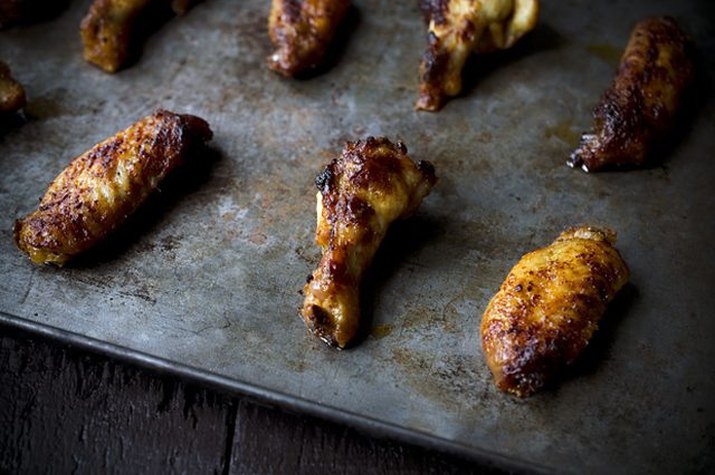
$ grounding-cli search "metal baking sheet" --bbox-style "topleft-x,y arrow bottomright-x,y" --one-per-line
1,0 -> 714,472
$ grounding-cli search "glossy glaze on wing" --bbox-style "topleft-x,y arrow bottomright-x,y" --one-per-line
267,0 -> 351,77
302,137 -> 437,348
480,226 -> 629,397
569,17 -> 694,172
14,110 -> 212,265
417,0 -> 538,111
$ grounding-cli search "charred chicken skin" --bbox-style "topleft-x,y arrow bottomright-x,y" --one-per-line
14,110 -> 212,266
302,137 -> 437,349
268,0 -> 351,77
0,61 -> 26,114
569,17 -> 694,172
480,226 -> 629,397
417,0 -> 539,111
80,0 -> 199,73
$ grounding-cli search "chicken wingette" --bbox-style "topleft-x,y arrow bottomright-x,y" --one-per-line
80,0 -> 199,73
417,0 -> 539,111
14,110 -> 212,265
302,137 -> 437,349
0,61 -> 26,114
568,17 -> 694,172
480,226 -> 629,397
267,0 -> 351,77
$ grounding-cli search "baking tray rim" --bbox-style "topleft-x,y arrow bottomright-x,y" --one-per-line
0,309 -> 555,474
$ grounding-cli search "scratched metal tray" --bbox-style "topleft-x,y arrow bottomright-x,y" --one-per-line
1,0 -> 714,472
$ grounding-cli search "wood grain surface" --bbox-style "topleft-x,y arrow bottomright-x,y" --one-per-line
0,324 -> 499,474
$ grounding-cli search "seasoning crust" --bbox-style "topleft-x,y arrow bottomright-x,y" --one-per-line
267,0 -> 351,77
480,226 -> 629,397
417,0 -> 539,111
14,110 -> 212,265
569,17 -> 694,172
302,137 -> 437,348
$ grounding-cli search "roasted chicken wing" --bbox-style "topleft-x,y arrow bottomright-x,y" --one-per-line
0,61 -> 26,114
80,0 -> 199,73
14,110 -> 212,265
417,0 -> 539,111
268,0 -> 351,77
480,226 -> 629,397
302,137 -> 437,348
568,17 -> 694,172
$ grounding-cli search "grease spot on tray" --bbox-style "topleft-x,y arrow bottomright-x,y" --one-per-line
586,43 -> 622,65
371,324 -> 393,338
391,347 -> 482,410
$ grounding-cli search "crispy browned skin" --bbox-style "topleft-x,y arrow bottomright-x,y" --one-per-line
480,226 -> 629,397
417,0 -> 538,111
569,17 -> 694,172
268,0 -> 351,77
80,0 -> 199,73
302,138 -> 437,349
14,110 -> 212,265
0,61 -> 26,114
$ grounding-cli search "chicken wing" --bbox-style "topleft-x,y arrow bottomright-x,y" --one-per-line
480,226 -> 629,397
267,0 -> 351,77
14,110 -> 212,265
302,137 -> 437,349
568,17 -> 694,172
80,0 -> 199,73
0,61 -> 26,114
417,0 -> 539,111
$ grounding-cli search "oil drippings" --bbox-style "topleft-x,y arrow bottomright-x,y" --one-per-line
544,119 -> 580,147
371,324 -> 393,339
586,43 -> 622,65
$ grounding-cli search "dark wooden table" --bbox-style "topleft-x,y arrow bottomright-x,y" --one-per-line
0,323 -> 502,473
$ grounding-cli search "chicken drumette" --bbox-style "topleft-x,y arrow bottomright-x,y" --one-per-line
417,0 -> 539,111
302,137 -> 437,349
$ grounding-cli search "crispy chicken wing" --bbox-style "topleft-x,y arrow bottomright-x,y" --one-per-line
80,0 -> 199,73
267,0 -> 351,77
0,0 -> 68,29
568,17 -> 694,172
480,226 -> 629,397
14,110 -> 212,265
302,137 -> 437,348
0,61 -> 26,114
417,0 -> 539,111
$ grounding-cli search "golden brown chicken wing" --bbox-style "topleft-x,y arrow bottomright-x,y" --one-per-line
267,0 -> 351,77
80,0 -> 199,73
302,137 -> 437,348
480,226 -> 629,397
417,0 -> 539,111
568,17 -> 694,172
0,61 -> 26,114
14,110 -> 212,265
